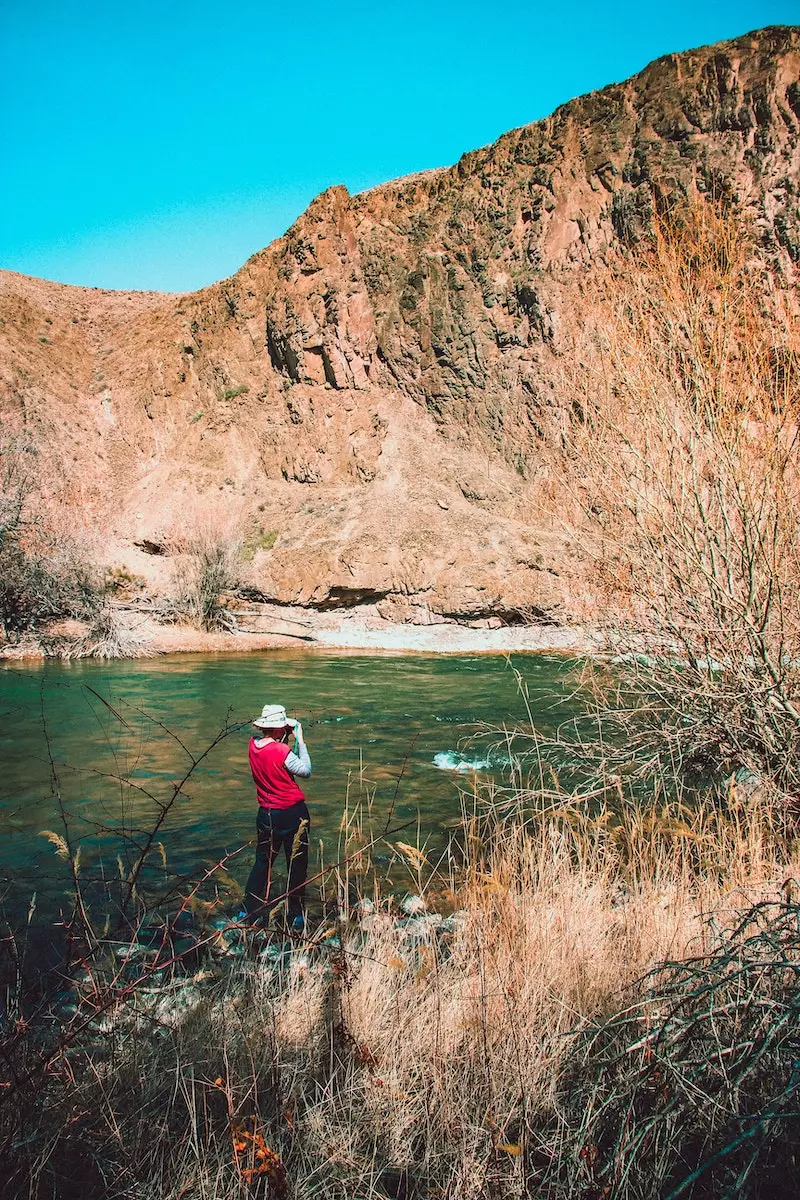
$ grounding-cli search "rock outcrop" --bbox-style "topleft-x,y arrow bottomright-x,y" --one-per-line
1,26 -> 798,625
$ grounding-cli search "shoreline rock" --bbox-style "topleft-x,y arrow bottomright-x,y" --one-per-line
54,898 -> 466,1032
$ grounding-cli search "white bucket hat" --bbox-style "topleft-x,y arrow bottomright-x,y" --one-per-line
253,703 -> 293,730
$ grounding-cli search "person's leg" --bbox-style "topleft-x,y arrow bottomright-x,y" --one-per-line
283,803 -> 310,922
244,807 -> 279,919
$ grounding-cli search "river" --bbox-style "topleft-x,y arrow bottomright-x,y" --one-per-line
0,651 -> 577,924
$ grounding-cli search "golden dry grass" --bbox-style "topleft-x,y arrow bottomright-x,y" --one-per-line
4,789 -> 796,1200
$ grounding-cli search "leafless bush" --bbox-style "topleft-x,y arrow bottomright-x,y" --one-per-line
558,195 -> 800,802
166,516 -> 243,632
547,897 -> 800,1199
0,436 -> 103,638
66,605 -> 152,659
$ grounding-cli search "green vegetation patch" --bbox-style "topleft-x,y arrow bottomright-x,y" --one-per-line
242,524 -> 278,560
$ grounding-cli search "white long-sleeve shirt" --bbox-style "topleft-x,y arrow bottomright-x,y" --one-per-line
285,736 -> 312,779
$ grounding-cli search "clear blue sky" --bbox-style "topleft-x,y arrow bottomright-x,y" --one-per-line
1,1 -> 796,293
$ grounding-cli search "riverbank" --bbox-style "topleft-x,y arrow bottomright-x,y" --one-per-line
1,603 -> 599,660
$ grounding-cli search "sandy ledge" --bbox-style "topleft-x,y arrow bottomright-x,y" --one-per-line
136,608 -> 599,657
308,618 -> 595,654
1,611 -> 599,661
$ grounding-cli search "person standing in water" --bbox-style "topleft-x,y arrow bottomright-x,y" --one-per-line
243,703 -> 311,931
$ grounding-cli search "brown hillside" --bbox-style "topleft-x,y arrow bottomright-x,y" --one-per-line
1,25 -> 798,626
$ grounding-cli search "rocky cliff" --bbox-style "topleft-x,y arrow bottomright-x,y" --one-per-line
1,26 -> 798,627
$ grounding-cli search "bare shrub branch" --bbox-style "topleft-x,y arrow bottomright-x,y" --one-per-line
165,512 -> 244,632
0,436 -> 104,639
558,193 -> 800,800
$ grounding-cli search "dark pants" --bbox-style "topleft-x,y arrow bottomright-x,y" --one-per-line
245,802 -> 310,920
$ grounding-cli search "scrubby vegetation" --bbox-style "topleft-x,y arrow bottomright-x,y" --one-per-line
166,516 -> 244,632
66,604 -> 152,659
242,522 -> 278,561
555,194 -> 800,808
0,437 -> 103,639
0,440 -> 152,656
0,780 -> 797,1200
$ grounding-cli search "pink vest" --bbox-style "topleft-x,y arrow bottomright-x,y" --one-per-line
249,738 -> 305,809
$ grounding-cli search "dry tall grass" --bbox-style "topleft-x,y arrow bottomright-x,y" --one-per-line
3,792 -> 797,1199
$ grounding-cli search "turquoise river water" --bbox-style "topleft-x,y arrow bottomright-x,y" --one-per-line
0,651 -> 577,922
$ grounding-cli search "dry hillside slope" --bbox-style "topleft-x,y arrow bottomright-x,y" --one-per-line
1,25 -> 798,627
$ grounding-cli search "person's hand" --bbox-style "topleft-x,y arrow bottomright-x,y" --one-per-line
293,721 -> 304,743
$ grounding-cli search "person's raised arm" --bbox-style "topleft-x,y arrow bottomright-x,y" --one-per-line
285,721 -> 311,778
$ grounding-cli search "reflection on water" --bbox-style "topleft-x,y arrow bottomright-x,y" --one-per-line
0,651 -> 576,918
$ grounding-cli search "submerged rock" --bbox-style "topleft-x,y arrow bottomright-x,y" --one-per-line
396,915 -> 443,947
112,941 -> 151,962
207,915 -> 232,932
400,894 -> 427,916
436,911 -> 468,935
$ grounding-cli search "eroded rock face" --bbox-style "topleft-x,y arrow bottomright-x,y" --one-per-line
1,27 -> 798,623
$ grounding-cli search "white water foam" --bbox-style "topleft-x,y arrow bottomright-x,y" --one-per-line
432,751 -> 494,773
